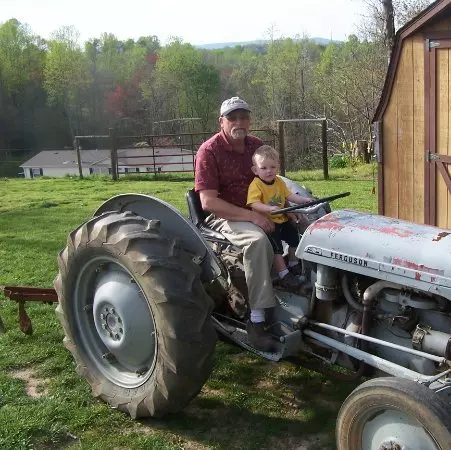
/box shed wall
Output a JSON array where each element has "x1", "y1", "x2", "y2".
[
  {"x1": 382, "y1": 14, "x2": 451, "y2": 224},
  {"x1": 382, "y1": 35, "x2": 424, "y2": 221}
]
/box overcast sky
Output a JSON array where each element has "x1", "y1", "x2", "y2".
[{"x1": 1, "y1": 0, "x2": 367, "y2": 45}]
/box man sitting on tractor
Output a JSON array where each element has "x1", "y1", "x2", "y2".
[{"x1": 195, "y1": 96, "x2": 276, "y2": 352}]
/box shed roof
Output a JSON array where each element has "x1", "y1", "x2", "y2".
[
  {"x1": 20, "y1": 148, "x2": 194, "y2": 168},
  {"x1": 373, "y1": 0, "x2": 451, "y2": 122}
]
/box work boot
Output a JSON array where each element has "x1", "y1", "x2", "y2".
[
  {"x1": 279, "y1": 271, "x2": 302, "y2": 290},
  {"x1": 246, "y1": 321, "x2": 274, "y2": 352}
]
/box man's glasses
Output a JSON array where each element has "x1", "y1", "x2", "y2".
[{"x1": 224, "y1": 112, "x2": 250, "y2": 122}]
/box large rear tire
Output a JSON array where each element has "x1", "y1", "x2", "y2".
[
  {"x1": 54, "y1": 211, "x2": 216, "y2": 418},
  {"x1": 336, "y1": 377, "x2": 451, "y2": 450}
]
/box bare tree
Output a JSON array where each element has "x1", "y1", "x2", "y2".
[
  {"x1": 359, "y1": 0, "x2": 434, "y2": 55},
  {"x1": 382, "y1": 0, "x2": 395, "y2": 54}
]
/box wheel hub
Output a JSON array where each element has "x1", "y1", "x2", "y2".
[
  {"x1": 379, "y1": 441, "x2": 403, "y2": 450},
  {"x1": 364, "y1": 409, "x2": 440, "y2": 450},
  {"x1": 99, "y1": 305, "x2": 124, "y2": 341},
  {"x1": 92, "y1": 267, "x2": 156, "y2": 372}
]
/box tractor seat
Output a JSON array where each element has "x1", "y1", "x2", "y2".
[{"x1": 185, "y1": 189, "x2": 230, "y2": 243}]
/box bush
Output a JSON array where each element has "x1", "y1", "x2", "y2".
[{"x1": 329, "y1": 154, "x2": 349, "y2": 169}]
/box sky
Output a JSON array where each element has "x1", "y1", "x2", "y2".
[{"x1": 1, "y1": 0, "x2": 368, "y2": 46}]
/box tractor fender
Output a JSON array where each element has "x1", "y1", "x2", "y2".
[{"x1": 93, "y1": 193, "x2": 222, "y2": 282}]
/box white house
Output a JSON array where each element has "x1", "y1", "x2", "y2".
[{"x1": 20, "y1": 147, "x2": 195, "y2": 178}]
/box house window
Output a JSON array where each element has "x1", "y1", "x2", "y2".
[
  {"x1": 89, "y1": 168, "x2": 94, "y2": 174},
  {"x1": 135, "y1": 168, "x2": 140, "y2": 173},
  {"x1": 124, "y1": 168, "x2": 129, "y2": 174}
]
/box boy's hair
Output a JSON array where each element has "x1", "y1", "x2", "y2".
[{"x1": 252, "y1": 145, "x2": 279, "y2": 164}]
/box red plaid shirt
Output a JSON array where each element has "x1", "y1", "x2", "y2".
[{"x1": 195, "y1": 131, "x2": 264, "y2": 208}]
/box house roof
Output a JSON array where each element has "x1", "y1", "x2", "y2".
[
  {"x1": 20, "y1": 147, "x2": 194, "y2": 168},
  {"x1": 373, "y1": 0, "x2": 451, "y2": 122}
]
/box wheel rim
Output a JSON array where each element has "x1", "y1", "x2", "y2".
[
  {"x1": 73, "y1": 256, "x2": 157, "y2": 388},
  {"x1": 362, "y1": 408, "x2": 440, "y2": 450}
]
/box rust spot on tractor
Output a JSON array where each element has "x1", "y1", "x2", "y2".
[
  {"x1": 432, "y1": 231, "x2": 450, "y2": 242},
  {"x1": 415, "y1": 272, "x2": 421, "y2": 281},
  {"x1": 309, "y1": 214, "x2": 345, "y2": 234},
  {"x1": 392, "y1": 258, "x2": 445, "y2": 276},
  {"x1": 378, "y1": 227, "x2": 415, "y2": 238}
]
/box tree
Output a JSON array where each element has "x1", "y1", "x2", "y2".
[
  {"x1": 360, "y1": 0, "x2": 434, "y2": 51},
  {"x1": 0, "y1": 19, "x2": 46, "y2": 149},
  {"x1": 44, "y1": 26, "x2": 92, "y2": 139},
  {"x1": 155, "y1": 39, "x2": 220, "y2": 131},
  {"x1": 316, "y1": 35, "x2": 387, "y2": 153}
]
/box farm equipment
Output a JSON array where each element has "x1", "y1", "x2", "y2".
[{"x1": 2, "y1": 177, "x2": 451, "y2": 449}]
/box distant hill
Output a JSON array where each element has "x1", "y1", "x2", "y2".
[{"x1": 195, "y1": 37, "x2": 338, "y2": 50}]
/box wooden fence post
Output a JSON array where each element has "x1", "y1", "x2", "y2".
[
  {"x1": 74, "y1": 137, "x2": 83, "y2": 179},
  {"x1": 278, "y1": 121, "x2": 286, "y2": 176},
  {"x1": 109, "y1": 128, "x2": 118, "y2": 181},
  {"x1": 322, "y1": 119, "x2": 329, "y2": 180}
]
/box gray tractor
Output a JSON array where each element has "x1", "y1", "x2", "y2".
[{"x1": 54, "y1": 178, "x2": 451, "y2": 449}]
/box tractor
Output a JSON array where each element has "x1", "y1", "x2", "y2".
[{"x1": 7, "y1": 176, "x2": 450, "y2": 449}]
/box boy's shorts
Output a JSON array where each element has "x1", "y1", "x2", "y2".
[{"x1": 267, "y1": 221, "x2": 300, "y2": 254}]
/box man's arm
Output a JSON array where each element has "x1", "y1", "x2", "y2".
[{"x1": 199, "y1": 190, "x2": 275, "y2": 233}]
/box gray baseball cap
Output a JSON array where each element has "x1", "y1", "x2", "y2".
[{"x1": 220, "y1": 97, "x2": 251, "y2": 116}]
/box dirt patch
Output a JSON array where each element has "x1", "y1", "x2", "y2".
[{"x1": 10, "y1": 368, "x2": 49, "y2": 398}]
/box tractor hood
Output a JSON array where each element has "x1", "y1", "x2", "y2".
[{"x1": 297, "y1": 209, "x2": 451, "y2": 298}]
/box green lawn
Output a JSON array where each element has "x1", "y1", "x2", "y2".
[{"x1": 0, "y1": 167, "x2": 377, "y2": 449}]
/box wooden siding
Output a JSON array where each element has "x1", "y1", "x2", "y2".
[
  {"x1": 435, "y1": 46, "x2": 451, "y2": 228},
  {"x1": 425, "y1": 16, "x2": 451, "y2": 228},
  {"x1": 383, "y1": 36, "x2": 424, "y2": 220},
  {"x1": 413, "y1": 36, "x2": 425, "y2": 224}
]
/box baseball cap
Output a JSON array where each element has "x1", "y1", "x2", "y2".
[{"x1": 220, "y1": 97, "x2": 251, "y2": 116}]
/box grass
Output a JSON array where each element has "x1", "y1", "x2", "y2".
[{"x1": 0, "y1": 165, "x2": 377, "y2": 449}]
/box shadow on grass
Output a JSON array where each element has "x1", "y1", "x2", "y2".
[{"x1": 139, "y1": 345, "x2": 362, "y2": 450}]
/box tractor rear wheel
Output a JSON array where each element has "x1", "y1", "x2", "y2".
[
  {"x1": 336, "y1": 377, "x2": 451, "y2": 450},
  {"x1": 54, "y1": 211, "x2": 216, "y2": 418}
]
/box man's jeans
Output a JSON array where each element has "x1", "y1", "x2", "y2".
[{"x1": 205, "y1": 215, "x2": 276, "y2": 310}]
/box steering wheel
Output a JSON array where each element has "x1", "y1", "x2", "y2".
[{"x1": 269, "y1": 192, "x2": 350, "y2": 216}]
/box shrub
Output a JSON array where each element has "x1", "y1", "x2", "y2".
[{"x1": 329, "y1": 154, "x2": 349, "y2": 169}]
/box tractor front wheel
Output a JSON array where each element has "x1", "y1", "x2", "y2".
[
  {"x1": 336, "y1": 377, "x2": 451, "y2": 450},
  {"x1": 54, "y1": 211, "x2": 216, "y2": 418}
]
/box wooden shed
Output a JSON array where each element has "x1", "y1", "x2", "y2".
[{"x1": 373, "y1": 0, "x2": 451, "y2": 228}]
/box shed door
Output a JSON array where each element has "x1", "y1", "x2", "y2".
[{"x1": 426, "y1": 39, "x2": 451, "y2": 227}]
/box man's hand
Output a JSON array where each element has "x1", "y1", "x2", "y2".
[{"x1": 250, "y1": 210, "x2": 275, "y2": 233}]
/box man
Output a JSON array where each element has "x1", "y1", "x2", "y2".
[{"x1": 195, "y1": 96, "x2": 276, "y2": 352}]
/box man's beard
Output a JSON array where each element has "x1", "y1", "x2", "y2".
[{"x1": 230, "y1": 128, "x2": 247, "y2": 140}]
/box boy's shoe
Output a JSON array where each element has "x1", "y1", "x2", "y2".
[
  {"x1": 289, "y1": 263, "x2": 304, "y2": 276},
  {"x1": 246, "y1": 321, "x2": 274, "y2": 352},
  {"x1": 279, "y1": 271, "x2": 303, "y2": 290}
]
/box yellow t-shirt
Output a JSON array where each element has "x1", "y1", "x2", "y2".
[{"x1": 247, "y1": 176, "x2": 292, "y2": 224}]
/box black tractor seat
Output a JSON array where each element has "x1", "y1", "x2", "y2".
[{"x1": 185, "y1": 189, "x2": 231, "y2": 244}]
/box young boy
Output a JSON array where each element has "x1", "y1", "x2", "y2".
[{"x1": 247, "y1": 145, "x2": 311, "y2": 289}]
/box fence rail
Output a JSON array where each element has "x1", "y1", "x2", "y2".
[{"x1": 1, "y1": 121, "x2": 335, "y2": 180}]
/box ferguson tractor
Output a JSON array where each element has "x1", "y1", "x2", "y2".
[{"x1": 34, "y1": 177, "x2": 451, "y2": 449}]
